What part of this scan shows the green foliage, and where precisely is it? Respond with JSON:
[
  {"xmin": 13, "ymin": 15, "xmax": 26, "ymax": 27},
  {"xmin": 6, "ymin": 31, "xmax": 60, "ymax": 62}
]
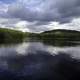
[
  {"xmin": 30, "ymin": 29, "xmax": 80, "ymax": 41},
  {"xmin": 1, "ymin": 28, "xmax": 80, "ymax": 43},
  {"xmin": 36, "ymin": 29, "xmax": 80, "ymax": 41},
  {"xmin": 0, "ymin": 28, "xmax": 27, "ymax": 43}
]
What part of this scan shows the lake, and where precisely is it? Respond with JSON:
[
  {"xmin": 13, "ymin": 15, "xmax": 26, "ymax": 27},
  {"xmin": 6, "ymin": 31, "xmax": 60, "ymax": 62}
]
[{"xmin": 0, "ymin": 40, "xmax": 80, "ymax": 80}]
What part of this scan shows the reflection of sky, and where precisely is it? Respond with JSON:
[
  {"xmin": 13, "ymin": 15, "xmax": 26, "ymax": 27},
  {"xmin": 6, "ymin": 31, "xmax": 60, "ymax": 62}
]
[
  {"xmin": 0, "ymin": 46, "xmax": 17, "ymax": 57},
  {"xmin": 16, "ymin": 42, "xmax": 46, "ymax": 55},
  {"xmin": 0, "ymin": 42, "xmax": 80, "ymax": 59},
  {"xmin": 0, "ymin": 42, "xmax": 80, "ymax": 58},
  {"xmin": 15, "ymin": 42, "xmax": 80, "ymax": 59},
  {"xmin": 0, "ymin": 42, "xmax": 80, "ymax": 72},
  {"xmin": 47, "ymin": 46, "xmax": 80, "ymax": 59}
]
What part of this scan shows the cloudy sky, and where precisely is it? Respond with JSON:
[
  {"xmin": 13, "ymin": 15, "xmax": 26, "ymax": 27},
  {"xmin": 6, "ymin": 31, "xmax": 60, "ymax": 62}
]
[{"xmin": 0, "ymin": 0, "xmax": 80, "ymax": 33}]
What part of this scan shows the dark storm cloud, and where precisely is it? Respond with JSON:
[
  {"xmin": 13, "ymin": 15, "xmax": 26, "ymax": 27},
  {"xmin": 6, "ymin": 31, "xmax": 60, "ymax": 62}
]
[
  {"xmin": 1, "ymin": 0, "xmax": 80, "ymax": 33},
  {"xmin": 7, "ymin": 0, "xmax": 80, "ymax": 24}
]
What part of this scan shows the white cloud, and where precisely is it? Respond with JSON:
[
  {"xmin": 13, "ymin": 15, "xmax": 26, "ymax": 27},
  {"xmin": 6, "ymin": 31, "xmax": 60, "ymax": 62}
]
[
  {"xmin": 46, "ymin": 18, "xmax": 80, "ymax": 31},
  {"xmin": 0, "ymin": 0, "xmax": 80, "ymax": 33},
  {"xmin": 15, "ymin": 21, "xmax": 30, "ymax": 32},
  {"xmin": 0, "ymin": 1, "xmax": 8, "ymax": 12}
]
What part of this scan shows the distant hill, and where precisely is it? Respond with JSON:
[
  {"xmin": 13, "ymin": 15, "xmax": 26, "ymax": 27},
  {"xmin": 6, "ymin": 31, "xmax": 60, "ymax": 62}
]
[
  {"xmin": 35, "ymin": 29, "xmax": 80, "ymax": 41},
  {"xmin": 0, "ymin": 28, "xmax": 80, "ymax": 43},
  {"xmin": 0, "ymin": 28, "xmax": 27, "ymax": 43},
  {"xmin": 42, "ymin": 29, "xmax": 80, "ymax": 34}
]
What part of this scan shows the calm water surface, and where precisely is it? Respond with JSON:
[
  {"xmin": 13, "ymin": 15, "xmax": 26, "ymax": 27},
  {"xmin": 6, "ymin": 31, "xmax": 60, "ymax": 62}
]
[
  {"xmin": 0, "ymin": 41, "xmax": 80, "ymax": 80},
  {"xmin": 0, "ymin": 41, "xmax": 80, "ymax": 58}
]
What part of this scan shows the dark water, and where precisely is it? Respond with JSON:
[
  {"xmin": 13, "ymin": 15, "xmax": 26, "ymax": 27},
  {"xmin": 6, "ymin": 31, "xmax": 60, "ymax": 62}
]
[{"xmin": 0, "ymin": 41, "xmax": 80, "ymax": 80}]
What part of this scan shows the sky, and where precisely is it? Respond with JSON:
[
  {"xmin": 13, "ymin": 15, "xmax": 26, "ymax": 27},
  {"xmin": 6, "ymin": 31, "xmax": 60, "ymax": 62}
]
[{"xmin": 0, "ymin": 0, "xmax": 80, "ymax": 32}]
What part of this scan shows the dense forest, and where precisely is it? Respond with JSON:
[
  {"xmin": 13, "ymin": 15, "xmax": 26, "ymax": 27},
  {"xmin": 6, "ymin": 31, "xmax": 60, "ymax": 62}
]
[
  {"xmin": 0, "ymin": 28, "xmax": 29, "ymax": 43},
  {"xmin": 34, "ymin": 29, "xmax": 80, "ymax": 41},
  {"xmin": 0, "ymin": 28, "xmax": 80, "ymax": 43}
]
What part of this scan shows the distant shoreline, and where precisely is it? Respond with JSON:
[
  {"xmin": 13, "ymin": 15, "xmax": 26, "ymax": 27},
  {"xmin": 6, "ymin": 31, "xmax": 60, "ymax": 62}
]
[{"xmin": 0, "ymin": 28, "xmax": 80, "ymax": 43}]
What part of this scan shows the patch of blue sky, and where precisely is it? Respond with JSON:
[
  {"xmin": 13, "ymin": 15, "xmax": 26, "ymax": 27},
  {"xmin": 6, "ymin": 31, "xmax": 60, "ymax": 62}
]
[{"xmin": 0, "ymin": 0, "xmax": 16, "ymax": 4}]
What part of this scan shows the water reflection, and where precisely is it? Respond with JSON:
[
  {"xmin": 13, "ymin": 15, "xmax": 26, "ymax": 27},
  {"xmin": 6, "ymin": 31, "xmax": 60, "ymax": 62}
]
[
  {"xmin": 0, "ymin": 41, "xmax": 80, "ymax": 80},
  {"xmin": 15, "ymin": 42, "xmax": 80, "ymax": 58}
]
